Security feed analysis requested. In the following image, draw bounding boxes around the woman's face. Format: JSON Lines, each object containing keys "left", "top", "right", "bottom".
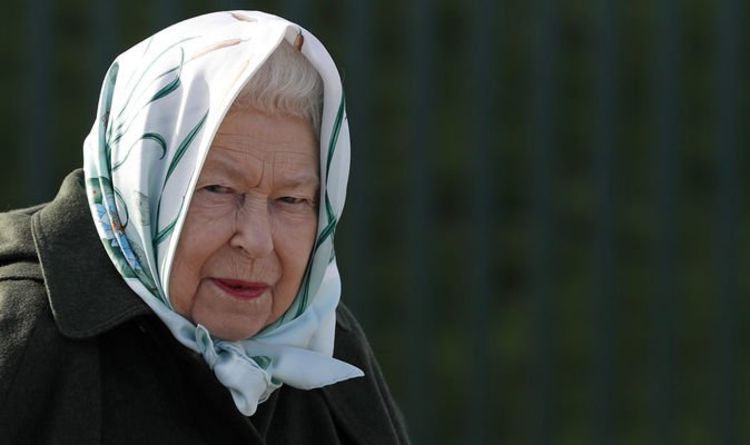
{"left": 169, "top": 106, "right": 319, "bottom": 341}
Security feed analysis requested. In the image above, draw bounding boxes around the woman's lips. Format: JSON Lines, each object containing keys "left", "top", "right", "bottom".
{"left": 212, "top": 278, "right": 269, "bottom": 300}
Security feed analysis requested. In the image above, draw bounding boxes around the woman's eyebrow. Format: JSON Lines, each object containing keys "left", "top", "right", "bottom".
{"left": 200, "top": 155, "right": 256, "bottom": 184}
{"left": 274, "top": 172, "right": 320, "bottom": 189}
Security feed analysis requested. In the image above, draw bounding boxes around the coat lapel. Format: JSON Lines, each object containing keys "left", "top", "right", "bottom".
{"left": 30, "top": 169, "right": 150, "bottom": 339}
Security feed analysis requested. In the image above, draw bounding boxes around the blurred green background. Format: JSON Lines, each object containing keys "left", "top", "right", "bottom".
{"left": 1, "top": 0, "right": 748, "bottom": 444}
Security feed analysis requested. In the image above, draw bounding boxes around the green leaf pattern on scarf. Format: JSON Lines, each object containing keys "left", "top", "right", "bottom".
{"left": 112, "top": 133, "right": 167, "bottom": 171}
{"left": 87, "top": 176, "right": 158, "bottom": 294}
{"left": 90, "top": 41, "right": 208, "bottom": 301}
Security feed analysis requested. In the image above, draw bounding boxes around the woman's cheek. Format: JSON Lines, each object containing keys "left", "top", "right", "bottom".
{"left": 274, "top": 211, "right": 317, "bottom": 247}
{"left": 168, "top": 254, "right": 196, "bottom": 316}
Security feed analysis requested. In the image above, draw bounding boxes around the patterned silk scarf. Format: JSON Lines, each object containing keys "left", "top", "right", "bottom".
{"left": 82, "top": 10, "right": 362, "bottom": 416}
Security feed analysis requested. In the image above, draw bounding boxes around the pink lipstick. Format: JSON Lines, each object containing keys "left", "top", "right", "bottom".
{"left": 212, "top": 278, "right": 269, "bottom": 300}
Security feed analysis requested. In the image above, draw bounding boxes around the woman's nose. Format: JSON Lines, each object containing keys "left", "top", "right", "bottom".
{"left": 229, "top": 198, "right": 273, "bottom": 257}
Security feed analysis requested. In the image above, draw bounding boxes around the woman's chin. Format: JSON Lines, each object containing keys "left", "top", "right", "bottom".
{"left": 182, "top": 285, "right": 274, "bottom": 340}
{"left": 188, "top": 304, "right": 269, "bottom": 341}
{"left": 200, "top": 316, "right": 266, "bottom": 341}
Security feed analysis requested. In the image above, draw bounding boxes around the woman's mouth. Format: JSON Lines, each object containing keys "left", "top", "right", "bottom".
{"left": 212, "top": 278, "right": 269, "bottom": 300}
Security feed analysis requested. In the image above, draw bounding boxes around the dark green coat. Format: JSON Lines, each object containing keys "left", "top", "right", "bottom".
{"left": 0, "top": 170, "right": 409, "bottom": 445}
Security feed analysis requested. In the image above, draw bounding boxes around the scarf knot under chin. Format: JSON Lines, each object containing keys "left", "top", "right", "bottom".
{"left": 195, "top": 325, "right": 280, "bottom": 414}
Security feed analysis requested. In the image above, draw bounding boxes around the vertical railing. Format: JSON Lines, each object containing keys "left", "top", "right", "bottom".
{"left": 404, "top": 0, "right": 436, "bottom": 442}
{"left": 714, "top": 0, "right": 741, "bottom": 443}
{"left": 530, "top": 0, "right": 559, "bottom": 442}
{"left": 650, "top": 0, "right": 680, "bottom": 443}
{"left": 156, "top": 0, "right": 179, "bottom": 30}
{"left": 465, "top": 0, "right": 497, "bottom": 443}
{"left": 341, "top": 0, "right": 374, "bottom": 329}
{"left": 591, "top": 0, "right": 620, "bottom": 443}
{"left": 281, "top": 0, "right": 312, "bottom": 30}
{"left": 92, "top": 2, "right": 117, "bottom": 92}
{"left": 223, "top": 0, "right": 248, "bottom": 11}
{"left": 23, "top": 0, "right": 53, "bottom": 205}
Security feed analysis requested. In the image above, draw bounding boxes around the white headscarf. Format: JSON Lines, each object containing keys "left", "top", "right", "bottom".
{"left": 82, "top": 10, "right": 363, "bottom": 416}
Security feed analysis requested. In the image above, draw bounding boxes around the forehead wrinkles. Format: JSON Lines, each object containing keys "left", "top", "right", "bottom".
{"left": 208, "top": 144, "right": 318, "bottom": 168}
{"left": 211, "top": 133, "right": 269, "bottom": 163}
{"left": 211, "top": 133, "right": 319, "bottom": 161}
{"left": 202, "top": 145, "right": 319, "bottom": 188}
{"left": 270, "top": 151, "right": 320, "bottom": 189}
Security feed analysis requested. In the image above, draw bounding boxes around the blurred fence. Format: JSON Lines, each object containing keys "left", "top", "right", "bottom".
{"left": 1, "top": 0, "right": 747, "bottom": 444}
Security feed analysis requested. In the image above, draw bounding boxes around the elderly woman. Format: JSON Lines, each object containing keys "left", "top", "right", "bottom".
{"left": 0, "top": 11, "right": 409, "bottom": 444}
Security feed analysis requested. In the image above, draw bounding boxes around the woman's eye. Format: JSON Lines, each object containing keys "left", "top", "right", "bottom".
{"left": 279, "top": 196, "right": 305, "bottom": 205}
{"left": 204, "top": 185, "right": 232, "bottom": 194}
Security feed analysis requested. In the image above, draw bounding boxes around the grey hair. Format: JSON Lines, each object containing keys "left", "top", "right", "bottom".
{"left": 233, "top": 40, "right": 324, "bottom": 138}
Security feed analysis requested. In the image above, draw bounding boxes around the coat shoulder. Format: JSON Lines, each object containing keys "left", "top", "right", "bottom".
{"left": 0, "top": 203, "right": 46, "bottom": 279}
{"left": 0, "top": 271, "right": 99, "bottom": 443}
{"left": 0, "top": 203, "right": 94, "bottom": 443}
{"left": 0, "top": 275, "right": 56, "bottom": 396}
{"left": 0, "top": 203, "right": 51, "bottom": 399}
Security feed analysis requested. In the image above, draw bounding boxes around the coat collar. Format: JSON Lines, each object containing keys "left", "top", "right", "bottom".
{"left": 31, "top": 169, "right": 151, "bottom": 339}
